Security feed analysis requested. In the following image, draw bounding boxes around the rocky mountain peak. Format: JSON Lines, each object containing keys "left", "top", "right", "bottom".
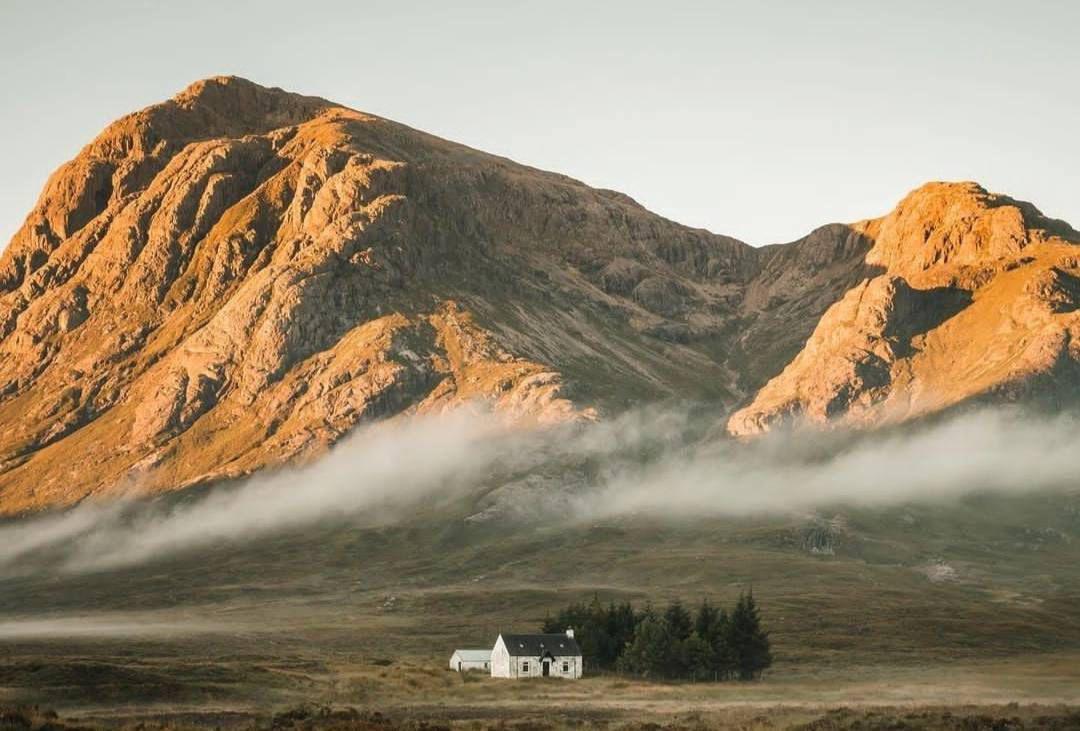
{"left": 860, "top": 181, "right": 1077, "bottom": 286}
{"left": 0, "top": 78, "right": 762, "bottom": 513}
{"left": 729, "top": 183, "right": 1080, "bottom": 436}
{"left": 0, "top": 77, "right": 1077, "bottom": 512}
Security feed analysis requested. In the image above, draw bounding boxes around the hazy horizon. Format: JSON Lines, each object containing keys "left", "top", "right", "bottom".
{"left": 1, "top": 0, "right": 1077, "bottom": 248}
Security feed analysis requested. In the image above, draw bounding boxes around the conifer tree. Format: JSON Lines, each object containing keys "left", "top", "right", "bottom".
{"left": 664, "top": 599, "right": 693, "bottom": 641}
{"left": 683, "top": 632, "right": 716, "bottom": 680}
{"left": 618, "top": 614, "right": 673, "bottom": 678}
{"left": 729, "top": 591, "right": 773, "bottom": 680}
{"left": 713, "top": 607, "right": 736, "bottom": 679}
{"left": 608, "top": 601, "right": 638, "bottom": 663}
{"left": 542, "top": 593, "right": 772, "bottom": 681}
{"left": 694, "top": 599, "right": 720, "bottom": 642}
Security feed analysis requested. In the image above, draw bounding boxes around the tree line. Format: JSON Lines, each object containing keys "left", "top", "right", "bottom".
{"left": 541, "top": 593, "right": 772, "bottom": 680}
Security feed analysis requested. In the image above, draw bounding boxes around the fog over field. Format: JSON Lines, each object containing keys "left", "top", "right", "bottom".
{"left": 0, "top": 613, "right": 230, "bottom": 640}
{"left": 1, "top": 405, "right": 1077, "bottom": 578}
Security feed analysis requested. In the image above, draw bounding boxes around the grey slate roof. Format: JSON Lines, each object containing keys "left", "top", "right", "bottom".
{"left": 452, "top": 649, "right": 492, "bottom": 662}
{"left": 500, "top": 633, "right": 582, "bottom": 657}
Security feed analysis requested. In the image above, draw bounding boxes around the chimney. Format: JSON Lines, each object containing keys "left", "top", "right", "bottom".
{"left": 566, "top": 628, "right": 574, "bottom": 639}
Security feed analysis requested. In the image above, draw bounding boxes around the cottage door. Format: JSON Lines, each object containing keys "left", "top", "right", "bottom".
{"left": 542, "top": 660, "right": 550, "bottom": 677}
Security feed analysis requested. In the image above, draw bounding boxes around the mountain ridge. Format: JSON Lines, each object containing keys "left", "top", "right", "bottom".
{"left": 729, "top": 182, "right": 1080, "bottom": 435}
{"left": 0, "top": 76, "right": 1077, "bottom": 513}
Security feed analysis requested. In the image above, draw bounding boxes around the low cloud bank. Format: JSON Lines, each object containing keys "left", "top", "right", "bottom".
{"left": 578, "top": 407, "right": 1080, "bottom": 518}
{"left": 0, "top": 409, "right": 519, "bottom": 574}
{"left": 0, "top": 405, "right": 1077, "bottom": 576}
{"left": 0, "top": 611, "right": 230, "bottom": 640}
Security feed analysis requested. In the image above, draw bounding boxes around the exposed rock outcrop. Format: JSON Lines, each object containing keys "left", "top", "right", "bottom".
{"left": 728, "top": 183, "right": 1080, "bottom": 435}
{"left": 0, "top": 77, "right": 782, "bottom": 513}
{"left": 2, "top": 78, "right": 1077, "bottom": 511}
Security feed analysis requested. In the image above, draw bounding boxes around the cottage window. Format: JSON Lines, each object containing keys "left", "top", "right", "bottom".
{"left": 562, "top": 662, "right": 569, "bottom": 672}
{"left": 522, "top": 661, "right": 529, "bottom": 672}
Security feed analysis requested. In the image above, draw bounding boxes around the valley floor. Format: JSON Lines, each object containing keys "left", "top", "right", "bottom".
{"left": 2, "top": 491, "right": 1080, "bottom": 727}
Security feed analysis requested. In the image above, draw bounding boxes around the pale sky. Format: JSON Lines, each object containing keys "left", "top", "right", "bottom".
{"left": 1, "top": 0, "right": 1076, "bottom": 247}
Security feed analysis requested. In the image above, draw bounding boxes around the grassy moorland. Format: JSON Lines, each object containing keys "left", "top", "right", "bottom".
{"left": 1, "top": 488, "right": 1079, "bottom": 726}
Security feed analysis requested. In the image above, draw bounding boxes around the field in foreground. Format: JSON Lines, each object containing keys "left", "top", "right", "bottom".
{"left": 5, "top": 662, "right": 1080, "bottom": 730}
{"left": 7, "top": 705, "right": 1080, "bottom": 731}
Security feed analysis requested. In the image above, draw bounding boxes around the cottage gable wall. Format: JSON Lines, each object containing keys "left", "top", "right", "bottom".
{"left": 489, "top": 633, "right": 582, "bottom": 679}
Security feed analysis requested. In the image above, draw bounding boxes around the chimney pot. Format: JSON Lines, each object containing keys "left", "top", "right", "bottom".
{"left": 566, "top": 628, "right": 574, "bottom": 638}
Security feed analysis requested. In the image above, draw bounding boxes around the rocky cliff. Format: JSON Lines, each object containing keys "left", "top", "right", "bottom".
{"left": 0, "top": 77, "right": 822, "bottom": 512}
{"left": 1, "top": 77, "right": 1077, "bottom": 512}
{"left": 728, "top": 183, "right": 1080, "bottom": 435}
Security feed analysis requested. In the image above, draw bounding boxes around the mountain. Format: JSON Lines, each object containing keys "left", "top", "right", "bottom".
{"left": 727, "top": 183, "right": 1080, "bottom": 435}
{"left": 0, "top": 76, "right": 1077, "bottom": 513}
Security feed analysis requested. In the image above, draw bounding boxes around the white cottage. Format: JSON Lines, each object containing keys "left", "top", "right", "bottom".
{"left": 490, "top": 629, "right": 582, "bottom": 679}
{"left": 449, "top": 649, "right": 491, "bottom": 672}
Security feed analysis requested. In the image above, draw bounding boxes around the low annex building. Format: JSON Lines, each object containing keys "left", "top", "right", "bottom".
{"left": 490, "top": 629, "right": 582, "bottom": 679}
{"left": 449, "top": 649, "right": 491, "bottom": 672}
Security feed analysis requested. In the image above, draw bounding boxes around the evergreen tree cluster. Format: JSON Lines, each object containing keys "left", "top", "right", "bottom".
{"left": 541, "top": 593, "right": 772, "bottom": 681}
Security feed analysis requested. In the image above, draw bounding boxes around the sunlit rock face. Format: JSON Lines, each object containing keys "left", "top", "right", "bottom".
{"left": 728, "top": 182, "right": 1080, "bottom": 436}
{"left": 0, "top": 77, "right": 756, "bottom": 512}
{"left": 2, "top": 76, "right": 1078, "bottom": 513}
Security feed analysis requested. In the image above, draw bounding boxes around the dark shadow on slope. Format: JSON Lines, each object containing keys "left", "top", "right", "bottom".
{"left": 887, "top": 282, "right": 973, "bottom": 357}
{"left": 990, "top": 193, "right": 1080, "bottom": 243}
{"left": 734, "top": 223, "right": 884, "bottom": 395}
